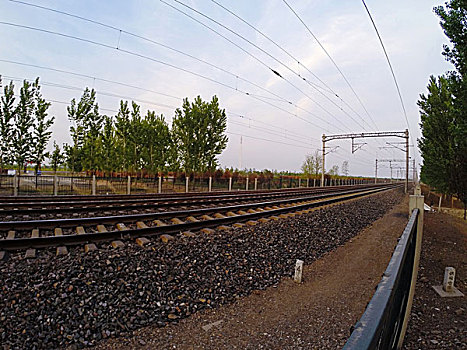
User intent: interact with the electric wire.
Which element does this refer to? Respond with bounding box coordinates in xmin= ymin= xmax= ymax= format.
xmin=281 ymin=0 xmax=378 ymax=131
xmin=0 ymin=21 xmax=338 ymax=133
xmin=163 ymin=0 xmax=364 ymax=131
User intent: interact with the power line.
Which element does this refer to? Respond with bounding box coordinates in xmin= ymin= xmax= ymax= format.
xmin=208 ymin=0 xmax=375 ymax=131
xmin=0 ymin=21 xmax=338 ymax=132
xmin=361 ymin=1 xmax=412 ymax=139
xmin=160 ymin=0 xmax=357 ymax=131
xmin=281 ymin=0 xmax=378 ymax=131
xmin=3 ymin=0 xmax=349 ymax=133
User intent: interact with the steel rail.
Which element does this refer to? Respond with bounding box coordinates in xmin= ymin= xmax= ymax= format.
xmin=0 ymin=185 xmax=371 ymax=215
xmin=0 ymin=185 xmax=400 ymax=250
xmin=0 ymin=184 xmax=364 ymax=206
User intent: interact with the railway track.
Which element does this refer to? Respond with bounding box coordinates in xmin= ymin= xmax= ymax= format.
xmin=0 ymin=184 xmax=376 ymax=220
xmin=0 ymin=184 xmax=400 ymax=255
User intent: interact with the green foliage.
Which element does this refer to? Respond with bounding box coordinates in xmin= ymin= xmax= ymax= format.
xmin=419 ymin=0 xmax=467 ymax=218
xmin=172 ymin=95 xmax=228 ymax=174
xmin=0 ymin=77 xmax=15 ymax=170
xmin=31 ymin=79 xmax=54 ymax=174
xmin=50 ymin=141 xmax=64 ymax=173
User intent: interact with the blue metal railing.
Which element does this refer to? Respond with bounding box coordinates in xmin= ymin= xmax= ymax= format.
xmin=343 ymin=208 xmax=420 ymax=350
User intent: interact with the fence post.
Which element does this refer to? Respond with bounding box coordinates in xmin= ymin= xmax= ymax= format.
xmin=229 ymin=177 xmax=232 ymax=191
xmin=13 ymin=174 xmax=18 ymax=197
xmin=398 ymin=194 xmax=424 ymax=348
xmin=313 ymin=178 xmax=316 ymax=187
xmin=127 ymin=176 xmax=131 ymax=195
xmin=185 ymin=176 xmax=189 ymax=193
xmin=254 ymin=178 xmax=257 ymax=191
xmin=158 ymin=176 xmax=162 ymax=194
xmin=298 ymin=178 xmax=301 ymax=188
xmin=245 ymin=177 xmax=249 ymax=191
xmin=53 ymin=175 xmax=58 ymax=196
xmin=208 ymin=177 xmax=212 ymax=192
xmin=92 ymin=175 xmax=96 ymax=195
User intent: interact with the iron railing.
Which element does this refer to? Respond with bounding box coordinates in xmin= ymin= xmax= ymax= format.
xmin=343 ymin=208 xmax=420 ymax=350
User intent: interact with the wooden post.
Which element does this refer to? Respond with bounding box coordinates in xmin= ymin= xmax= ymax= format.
xmin=254 ymin=177 xmax=257 ymax=191
xmin=158 ymin=176 xmax=162 ymax=194
xmin=245 ymin=177 xmax=249 ymax=191
xmin=127 ymin=176 xmax=131 ymax=195
xmin=208 ymin=176 xmax=212 ymax=192
xmin=185 ymin=176 xmax=189 ymax=193
xmin=53 ymin=175 xmax=58 ymax=196
xmin=229 ymin=177 xmax=232 ymax=191
xmin=294 ymin=259 xmax=304 ymax=283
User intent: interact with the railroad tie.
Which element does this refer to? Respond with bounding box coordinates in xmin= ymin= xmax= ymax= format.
xmin=116 ymin=223 xmax=129 ymax=231
xmin=135 ymin=237 xmax=150 ymax=247
xmin=237 ymin=210 xmax=247 ymax=215
xmin=111 ymin=240 xmax=124 ymax=249
xmin=84 ymin=244 xmax=97 ymax=253
xmin=201 ymin=228 xmax=215 ymax=234
xmin=226 ymin=211 xmax=238 ymax=217
xmin=213 ymin=213 xmax=227 ymax=219
xmin=186 ymin=216 xmax=200 ymax=223
xmin=182 ymin=231 xmax=195 ymax=238
xmin=136 ymin=221 xmax=148 ymax=229
xmin=25 ymin=249 xmax=36 ymax=259
xmin=160 ymin=234 xmax=174 ymax=243
xmin=258 ymin=218 xmax=270 ymax=223
xmin=97 ymin=225 xmax=108 ymax=233
xmin=269 ymin=216 xmax=280 ymax=221
xmin=255 ymin=208 xmax=265 ymax=212
xmin=246 ymin=220 xmax=257 ymax=226
xmin=247 ymin=209 xmax=257 ymax=214
xmin=170 ymin=218 xmax=184 ymax=225
xmin=56 ymin=246 xmax=68 ymax=256
xmin=54 ymin=228 xmax=63 ymax=236
xmin=201 ymin=215 xmax=214 ymax=221
xmin=153 ymin=220 xmax=167 ymax=227
xmin=217 ymin=225 xmax=230 ymax=231
xmin=233 ymin=223 xmax=245 ymax=228
xmin=6 ymin=231 xmax=15 ymax=239
xmin=76 ymin=226 xmax=86 ymax=235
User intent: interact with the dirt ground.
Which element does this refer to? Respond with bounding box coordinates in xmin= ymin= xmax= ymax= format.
xmin=403 ymin=211 xmax=466 ymax=349
xmin=96 ymin=194 xmax=411 ymax=349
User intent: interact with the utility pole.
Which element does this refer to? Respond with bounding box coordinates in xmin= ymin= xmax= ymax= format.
xmin=375 ymin=159 xmax=378 ymax=184
xmin=405 ymin=129 xmax=409 ymax=193
xmin=321 ymin=134 xmax=325 ymax=187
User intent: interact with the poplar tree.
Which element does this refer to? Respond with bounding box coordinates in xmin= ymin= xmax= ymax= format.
xmin=31 ymin=78 xmax=54 ymax=174
xmin=0 ymin=77 xmax=15 ymax=171
xmin=11 ymin=80 xmax=35 ymax=174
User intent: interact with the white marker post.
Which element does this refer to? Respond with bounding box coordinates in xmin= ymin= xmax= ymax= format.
xmin=294 ymin=259 xmax=304 ymax=283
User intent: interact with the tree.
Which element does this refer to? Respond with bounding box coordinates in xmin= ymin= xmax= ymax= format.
xmin=0 ymin=77 xmax=15 ymax=171
xmin=98 ymin=116 xmax=117 ymax=175
xmin=50 ymin=141 xmax=64 ymax=173
xmin=418 ymin=0 xmax=467 ymax=218
xmin=114 ymin=100 xmax=132 ymax=172
xmin=328 ymin=165 xmax=339 ymax=176
xmin=301 ymin=150 xmax=322 ymax=176
xmin=31 ymin=78 xmax=54 ymax=174
xmin=11 ymin=80 xmax=35 ymax=174
xmin=172 ymin=96 xmax=228 ymax=174
xmin=341 ymin=161 xmax=349 ymax=176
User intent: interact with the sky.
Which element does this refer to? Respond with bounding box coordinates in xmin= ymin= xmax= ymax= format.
xmin=0 ymin=0 xmax=454 ymax=177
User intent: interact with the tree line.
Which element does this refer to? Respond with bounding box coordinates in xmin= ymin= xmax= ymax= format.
xmin=0 ymin=77 xmax=228 ymax=176
xmin=418 ymin=0 xmax=466 ymax=218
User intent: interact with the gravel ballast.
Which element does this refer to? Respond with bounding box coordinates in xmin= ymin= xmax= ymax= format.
xmin=1 ymin=189 xmax=403 ymax=349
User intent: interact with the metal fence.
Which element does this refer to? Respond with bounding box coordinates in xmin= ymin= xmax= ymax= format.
xmin=0 ymin=174 xmax=374 ymax=196
xmin=343 ymin=205 xmax=422 ymax=350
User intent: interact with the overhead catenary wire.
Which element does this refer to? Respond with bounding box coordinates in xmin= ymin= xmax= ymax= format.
xmin=360 ymin=0 xmax=414 ymax=149
xmin=163 ymin=0 xmax=367 ymax=131
xmin=0 ymin=21 xmax=339 ymax=133
xmin=0 ymin=61 xmax=324 ymax=146
xmin=2 ymin=0 xmax=348 ymax=133
xmin=281 ymin=0 xmax=379 ymax=131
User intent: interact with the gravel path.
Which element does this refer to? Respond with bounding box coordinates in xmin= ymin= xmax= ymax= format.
xmin=0 ymin=189 xmax=403 ymax=349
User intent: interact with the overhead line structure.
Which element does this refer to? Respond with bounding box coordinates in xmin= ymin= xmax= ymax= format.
xmin=168 ymin=0 xmax=367 ymax=130
xmin=160 ymin=0 xmax=358 ymax=131
xmin=208 ymin=0 xmax=376 ymax=131
xmin=374 ymin=159 xmax=406 ymax=184
xmin=321 ymin=130 xmax=409 ymax=193
xmin=281 ymin=0 xmax=378 ymax=131
xmin=0 ymin=22 xmax=337 ymax=132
